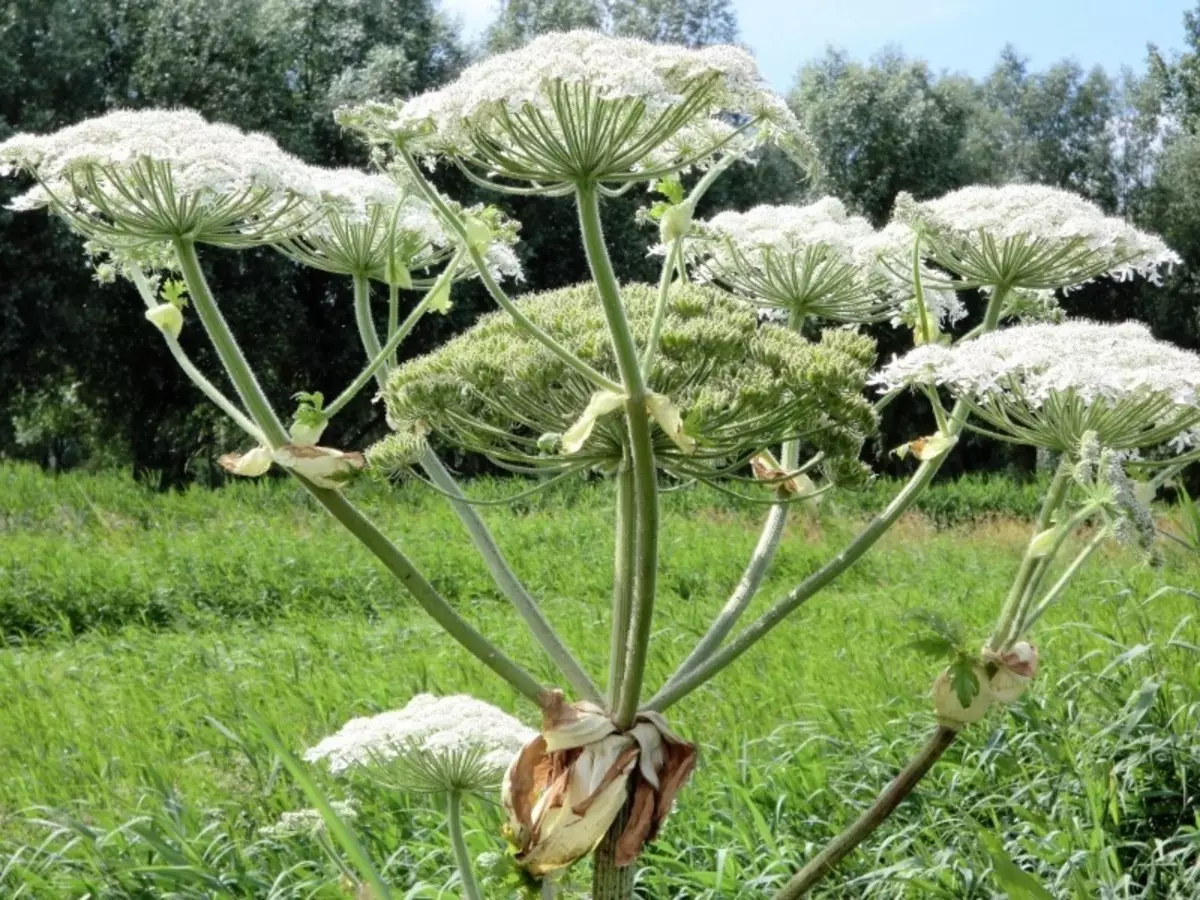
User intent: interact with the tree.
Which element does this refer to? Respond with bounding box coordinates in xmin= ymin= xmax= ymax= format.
xmin=790 ymin=49 xmax=981 ymax=226
xmin=485 ymin=0 xmax=736 ymax=54
xmin=973 ymin=47 xmax=1119 ymax=208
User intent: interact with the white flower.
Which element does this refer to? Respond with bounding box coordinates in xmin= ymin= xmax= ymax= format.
xmin=0 ymin=108 xmax=316 ymax=246
xmin=855 ymin=221 xmax=967 ymax=331
xmin=337 ymin=30 xmax=806 ymax=188
xmin=261 ymin=801 xmax=358 ymax=838
xmin=894 ymin=184 xmax=1180 ymax=289
xmin=690 ymin=199 xmax=884 ymax=323
xmin=874 ymin=320 xmax=1200 ymax=451
xmin=304 ymin=694 xmax=535 ymax=785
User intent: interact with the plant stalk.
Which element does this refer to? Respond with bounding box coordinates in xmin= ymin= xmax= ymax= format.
xmin=447 ymin=790 xmax=483 ymax=900
xmin=176 ymin=240 xmax=547 ymax=704
xmin=646 ymin=286 xmax=1016 ymax=712
xmin=576 ymin=183 xmax=660 ymax=729
xmin=591 ymin=802 xmax=635 ymax=900
xmin=772 ymin=726 xmax=958 ymax=899
xmin=421 ymin=448 xmax=602 ymax=703
xmin=609 ymin=462 xmax=636 ymax=707
xmin=351 ymin=274 xmax=594 ymax=700
xmin=173 ymin=239 xmax=290 ymax=448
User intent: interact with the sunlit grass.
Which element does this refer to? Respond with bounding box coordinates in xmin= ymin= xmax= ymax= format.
xmin=1 ymin=463 xmax=1197 ymax=897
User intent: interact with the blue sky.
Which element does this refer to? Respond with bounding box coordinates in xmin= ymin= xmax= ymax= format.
xmin=440 ymin=0 xmax=1194 ymax=90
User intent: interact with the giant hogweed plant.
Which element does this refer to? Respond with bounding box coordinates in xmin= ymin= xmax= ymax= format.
xmin=3 ymin=29 xmax=1197 ymax=900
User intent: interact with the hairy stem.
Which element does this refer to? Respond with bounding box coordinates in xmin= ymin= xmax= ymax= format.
xmin=351 ymin=273 xmax=592 ymax=699
xmin=591 ymin=802 xmax=635 ymax=900
xmin=1021 ymin=530 xmax=1108 ymax=632
xmin=177 ymin=240 xmax=547 ymax=704
xmin=173 ymin=239 xmax=289 ymax=447
xmin=302 ymin=484 xmax=548 ymax=703
xmin=129 ymin=267 xmax=264 ymax=443
xmin=397 ymin=151 xmax=620 ymax=393
xmin=646 ymin=286 xmax=1015 ymax=712
xmin=609 ymin=462 xmax=636 ymax=708
xmin=422 ymin=448 xmax=602 ymax=703
xmin=577 ymin=183 xmax=659 ymax=728
xmin=988 ymin=458 xmax=1074 ymax=649
xmin=447 ymin=791 xmax=483 ymax=900
xmin=773 ymin=727 xmax=958 ymax=899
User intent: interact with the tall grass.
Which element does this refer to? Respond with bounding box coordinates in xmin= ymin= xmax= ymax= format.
xmin=1 ymin=463 xmax=1198 ymax=897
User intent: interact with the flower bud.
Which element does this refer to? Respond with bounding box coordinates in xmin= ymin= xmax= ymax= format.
xmin=932 ymin=667 xmax=992 ymax=728
xmin=426 ymin=279 xmax=452 ymax=315
xmin=145 ymin=303 xmax=183 ymax=339
xmin=219 ymin=446 xmax=274 ymax=477
xmin=983 ymin=641 xmax=1038 ymax=704
xmin=659 ymin=203 xmax=693 ymax=244
xmin=463 ymin=216 xmax=493 ymax=251
xmin=1028 ymin=527 xmax=1059 ymax=559
xmin=289 ymin=419 xmax=327 ymax=447
xmin=273 ymin=444 xmax=366 ymax=489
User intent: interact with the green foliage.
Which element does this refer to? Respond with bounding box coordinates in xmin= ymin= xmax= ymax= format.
xmin=1 ymin=464 xmax=1198 ymax=896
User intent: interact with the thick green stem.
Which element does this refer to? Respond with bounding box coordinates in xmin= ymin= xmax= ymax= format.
xmin=646 ymin=431 xmax=953 ymax=712
xmin=352 ymin=275 xmax=389 ymax=392
xmin=1021 ymin=531 xmax=1107 ymax=632
xmin=422 ymin=448 xmax=602 ymax=703
xmin=302 ymin=483 xmax=547 ymax=703
xmin=447 ymin=791 xmax=483 ymax=900
xmin=772 ymin=727 xmax=958 ymax=899
xmin=646 ymin=286 xmax=1015 ymax=712
xmin=577 ymin=183 xmax=659 ymax=728
xmin=608 ymin=463 xmax=636 ymax=708
xmin=591 ymin=802 xmax=635 ymax=900
xmin=350 ymin=272 xmax=593 ymax=700
xmin=640 ymin=240 xmax=681 ymax=379
xmin=326 ymin=267 xmax=452 ymax=418
xmin=129 ymin=267 xmax=265 ymax=443
xmin=397 ymin=151 xmax=620 ymax=393
xmin=173 ymin=239 xmax=290 ymax=448
xmin=988 ymin=458 xmax=1074 ymax=650
xmin=176 ymin=241 xmax=546 ymax=704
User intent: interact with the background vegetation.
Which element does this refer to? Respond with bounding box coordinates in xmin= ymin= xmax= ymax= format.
xmin=6 ymin=0 xmax=1200 ymax=486
xmin=1 ymin=463 xmax=1199 ymax=897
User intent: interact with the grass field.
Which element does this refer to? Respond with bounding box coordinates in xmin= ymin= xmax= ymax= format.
xmin=1 ymin=462 xmax=1198 ymax=897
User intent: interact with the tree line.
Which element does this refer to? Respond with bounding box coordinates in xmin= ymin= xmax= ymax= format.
xmin=2 ymin=0 xmax=1199 ymax=486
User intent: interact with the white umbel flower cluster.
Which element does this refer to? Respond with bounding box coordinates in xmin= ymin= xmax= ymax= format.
xmin=261 ymin=801 xmax=358 ymax=838
xmin=895 ymin=185 xmax=1180 ymax=289
xmin=698 ymin=199 xmax=876 ymax=265
xmin=338 ymin=30 xmax=806 ymax=187
xmin=304 ymin=693 xmax=535 ymax=778
xmin=690 ymin=199 xmax=883 ymax=323
xmin=855 ymin=222 xmax=968 ymax=331
xmin=875 ymin=320 xmax=1200 ymax=450
xmin=0 ymin=108 xmax=315 ymax=246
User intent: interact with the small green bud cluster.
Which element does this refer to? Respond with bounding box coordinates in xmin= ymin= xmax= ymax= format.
xmin=377 ymin=282 xmax=878 ymax=481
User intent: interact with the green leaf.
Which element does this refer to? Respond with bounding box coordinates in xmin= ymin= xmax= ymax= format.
xmin=979 ymin=831 xmax=1055 ymax=900
xmin=160 ymin=279 xmax=189 ymax=307
xmin=949 ymin=657 xmax=981 ymax=708
xmin=653 ymin=176 xmax=684 ymax=205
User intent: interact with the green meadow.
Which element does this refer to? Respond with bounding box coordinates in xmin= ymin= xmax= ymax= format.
xmin=1 ymin=462 xmax=1197 ymax=897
